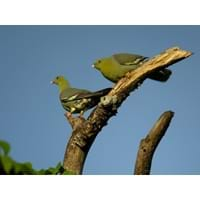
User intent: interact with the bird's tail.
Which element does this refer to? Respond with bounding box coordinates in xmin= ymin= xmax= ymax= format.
xmin=86 ymin=88 xmax=112 ymax=98
xmin=148 ymin=69 xmax=172 ymax=82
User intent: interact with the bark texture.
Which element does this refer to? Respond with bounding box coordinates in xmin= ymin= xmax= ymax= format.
xmin=134 ymin=111 xmax=174 ymax=175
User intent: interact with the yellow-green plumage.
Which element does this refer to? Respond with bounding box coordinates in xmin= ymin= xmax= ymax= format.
xmin=92 ymin=53 xmax=172 ymax=83
xmin=51 ymin=76 xmax=111 ymax=115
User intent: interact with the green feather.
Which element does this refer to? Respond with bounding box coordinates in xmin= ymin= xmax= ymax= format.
xmin=52 ymin=75 xmax=111 ymax=114
xmin=93 ymin=53 xmax=171 ymax=83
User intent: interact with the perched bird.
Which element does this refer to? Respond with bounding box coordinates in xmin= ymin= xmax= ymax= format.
xmin=92 ymin=53 xmax=172 ymax=83
xmin=51 ymin=75 xmax=111 ymax=115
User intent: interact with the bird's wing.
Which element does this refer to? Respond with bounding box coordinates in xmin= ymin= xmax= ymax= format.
xmin=61 ymin=87 xmax=112 ymax=102
xmin=60 ymin=88 xmax=91 ymax=102
xmin=113 ymin=53 xmax=148 ymax=66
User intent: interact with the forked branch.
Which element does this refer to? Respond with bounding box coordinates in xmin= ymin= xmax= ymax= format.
xmin=63 ymin=47 xmax=192 ymax=174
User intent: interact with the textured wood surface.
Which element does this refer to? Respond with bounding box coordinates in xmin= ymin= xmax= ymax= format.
xmin=63 ymin=47 xmax=192 ymax=174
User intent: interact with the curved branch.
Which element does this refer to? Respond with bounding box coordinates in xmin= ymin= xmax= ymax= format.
xmin=63 ymin=47 xmax=192 ymax=174
xmin=134 ymin=111 xmax=174 ymax=175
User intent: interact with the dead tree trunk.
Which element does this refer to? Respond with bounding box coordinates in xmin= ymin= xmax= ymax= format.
xmin=63 ymin=47 xmax=192 ymax=174
xmin=134 ymin=111 xmax=174 ymax=175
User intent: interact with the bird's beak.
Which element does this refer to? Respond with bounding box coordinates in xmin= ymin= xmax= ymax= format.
xmin=91 ymin=64 xmax=95 ymax=68
xmin=50 ymin=80 xmax=55 ymax=84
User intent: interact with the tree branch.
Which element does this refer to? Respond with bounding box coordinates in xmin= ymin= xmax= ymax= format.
xmin=63 ymin=47 xmax=192 ymax=174
xmin=134 ymin=111 xmax=174 ymax=175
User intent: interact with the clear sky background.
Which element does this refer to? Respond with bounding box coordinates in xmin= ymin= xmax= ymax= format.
xmin=0 ymin=26 xmax=199 ymax=174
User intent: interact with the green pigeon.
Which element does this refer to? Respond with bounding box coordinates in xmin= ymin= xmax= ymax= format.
xmin=51 ymin=75 xmax=111 ymax=115
xmin=92 ymin=53 xmax=172 ymax=83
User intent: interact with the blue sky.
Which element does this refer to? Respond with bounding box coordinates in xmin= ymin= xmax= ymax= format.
xmin=0 ymin=26 xmax=199 ymax=174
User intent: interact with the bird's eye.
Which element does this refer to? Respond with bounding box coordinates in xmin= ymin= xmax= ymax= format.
xmin=98 ymin=60 xmax=101 ymax=64
xmin=56 ymin=76 xmax=59 ymax=79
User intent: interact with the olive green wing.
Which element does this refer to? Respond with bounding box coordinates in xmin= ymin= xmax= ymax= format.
xmin=59 ymin=87 xmax=112 ymax=114
xmin=69 ymin=87 xmax=111 ymax=101
xmin=60 ymin=88 xmax=91 ymax=102
xmin=113 ymin=53 xmax=148 ymax=66
xmin=60 ymin=88 xmax=111 ymax=102
xmin=59 ymin=88 xmax=92 ymax=113
xmin=113 ymin=53 xmax=172 ymax=82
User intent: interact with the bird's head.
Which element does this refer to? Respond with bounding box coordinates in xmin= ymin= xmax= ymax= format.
xmin=51 ymin=75 xmax=71 ymax=92
xmin=92 ymin=59 xmax=102 ymax=70
xmin=51 ymin=75 xmax=66 ymax=85
xmin=92 ymin=57 xmax=111 ymax=71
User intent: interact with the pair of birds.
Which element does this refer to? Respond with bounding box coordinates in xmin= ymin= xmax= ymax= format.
xmin=52 ymin=53 xmax=172 ymax=116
